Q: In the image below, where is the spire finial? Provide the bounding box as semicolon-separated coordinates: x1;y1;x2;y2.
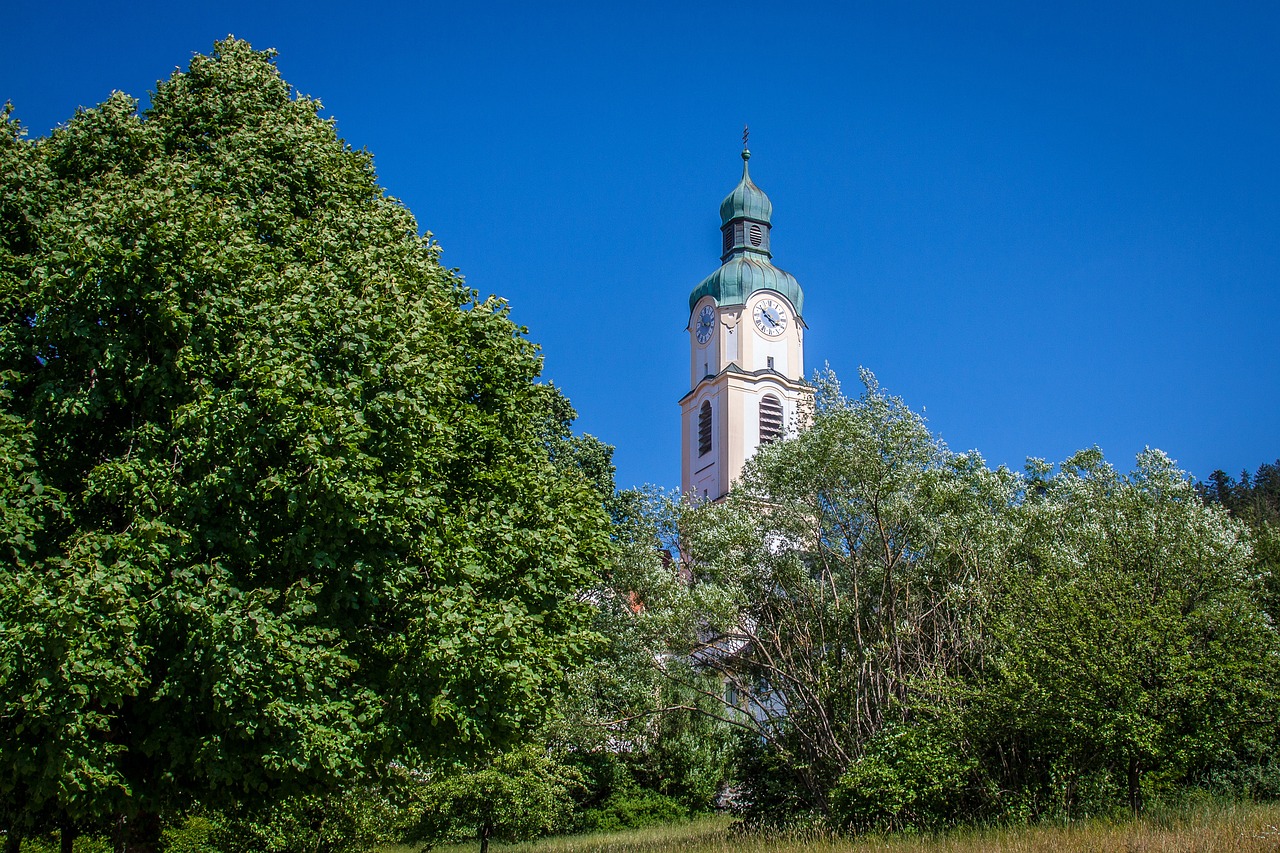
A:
742;124;751;161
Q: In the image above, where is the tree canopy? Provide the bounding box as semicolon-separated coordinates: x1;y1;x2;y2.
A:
674;370;1019;823
623;371;1280;831
1200;460;1280;627
0;39;611;849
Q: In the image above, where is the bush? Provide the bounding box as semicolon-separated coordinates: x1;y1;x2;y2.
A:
830;718;977;833
631;702;735;813
203;783;415;853
730;734;821;831
12;837;111;853
413;747;583;847
576;790;689;833
1201;752;1280;802
160;816;217;853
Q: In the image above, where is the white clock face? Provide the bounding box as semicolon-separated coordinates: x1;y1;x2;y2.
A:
753;298;788;337
695;305;715;344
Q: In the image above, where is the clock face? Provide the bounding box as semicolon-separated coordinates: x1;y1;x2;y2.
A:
753;298;788;337
695;305;715;344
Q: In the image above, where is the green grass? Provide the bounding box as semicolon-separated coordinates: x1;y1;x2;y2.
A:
383;800;1280;853
378;816;734;853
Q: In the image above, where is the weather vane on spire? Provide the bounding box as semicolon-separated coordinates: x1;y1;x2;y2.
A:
742;124;750;150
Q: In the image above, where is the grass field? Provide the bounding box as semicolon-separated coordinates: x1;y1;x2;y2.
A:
390;800;1280;853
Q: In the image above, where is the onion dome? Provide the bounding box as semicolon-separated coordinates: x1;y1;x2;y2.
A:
689;255;804;316
690;149;804;315
719;150;773;227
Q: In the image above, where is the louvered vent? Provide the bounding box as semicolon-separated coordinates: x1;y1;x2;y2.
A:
759;394;784;444
698;401;713;456
722;228;733;255
749;223;763;247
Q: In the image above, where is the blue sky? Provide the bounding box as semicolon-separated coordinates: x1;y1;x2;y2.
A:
7;1;1278;490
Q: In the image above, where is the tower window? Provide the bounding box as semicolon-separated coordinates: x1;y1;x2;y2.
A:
722;227;733;255
759;394;784;444
767;356;775;370
698;401;713;457
749;223;763;247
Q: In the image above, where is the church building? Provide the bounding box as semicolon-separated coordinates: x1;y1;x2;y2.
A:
680;149;809;502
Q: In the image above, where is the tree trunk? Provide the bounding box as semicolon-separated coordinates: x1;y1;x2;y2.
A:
1127;756;1143;817
60;817;76;853
479;822;492;853
4;830;23;853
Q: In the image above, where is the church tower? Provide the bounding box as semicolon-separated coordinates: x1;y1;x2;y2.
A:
680;149;808;502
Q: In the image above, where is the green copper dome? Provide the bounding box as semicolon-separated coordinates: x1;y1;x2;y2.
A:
719;151;772;226
690;149;803;315
690;254;804;315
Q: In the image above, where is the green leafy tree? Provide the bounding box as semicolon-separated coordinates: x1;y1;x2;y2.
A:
0;40;610;850
484;483;726;839
984;449;1280;817
1200;461;1280;525
414;745;582;853
983;448;1274;814
197;772;420;853
647;371;1280;831
662;370;1019;823
1200;460;1280;627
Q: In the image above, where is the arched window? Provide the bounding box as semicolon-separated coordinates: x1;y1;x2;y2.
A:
759;394;784;444
698;401;713;457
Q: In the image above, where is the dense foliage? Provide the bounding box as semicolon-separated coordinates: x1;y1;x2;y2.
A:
413;745;583;853
629;371;1280;832
1200;461;1280;628
560;488;736;814
1200;462;1280;524
977;448;1273;820
0;40;611;850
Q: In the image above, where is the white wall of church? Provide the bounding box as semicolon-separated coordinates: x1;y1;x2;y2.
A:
724;319;740;364
740;393;760;461
684;385;722;502
754;338;788;374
